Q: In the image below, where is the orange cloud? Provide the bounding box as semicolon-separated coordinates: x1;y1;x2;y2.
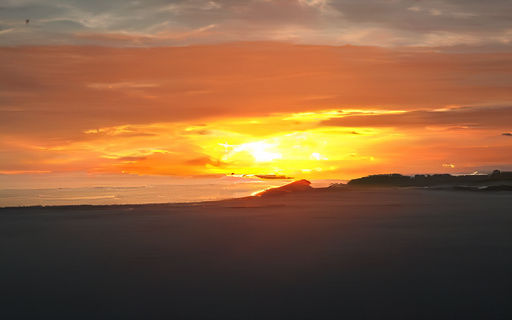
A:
2;43;512;139
1;43;512;179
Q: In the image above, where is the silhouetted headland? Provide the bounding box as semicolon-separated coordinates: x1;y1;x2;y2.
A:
251;170;512;198
255;179;312;196
347;169;512;189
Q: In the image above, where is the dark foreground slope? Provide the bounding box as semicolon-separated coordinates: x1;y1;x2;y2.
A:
1;189;511;319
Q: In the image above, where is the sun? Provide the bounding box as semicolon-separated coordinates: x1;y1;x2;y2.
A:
207;121;386;178
226;141;282;162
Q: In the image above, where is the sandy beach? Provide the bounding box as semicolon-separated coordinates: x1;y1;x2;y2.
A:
1;188;511;319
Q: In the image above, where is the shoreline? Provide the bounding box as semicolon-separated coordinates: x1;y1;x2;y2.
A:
2;184;512;210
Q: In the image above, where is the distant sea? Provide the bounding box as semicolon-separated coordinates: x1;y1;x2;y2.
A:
0;175;344;207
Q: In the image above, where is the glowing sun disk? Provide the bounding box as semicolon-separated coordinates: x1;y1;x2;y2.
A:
231;141;282;162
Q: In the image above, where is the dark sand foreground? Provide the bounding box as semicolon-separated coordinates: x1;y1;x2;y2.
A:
1;189;511;319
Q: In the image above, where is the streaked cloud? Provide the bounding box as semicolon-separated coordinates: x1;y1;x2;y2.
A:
2;107;512;179
87;82;160;90
1;0;511;48
322;106;512;130
1;1;512;181
0;42;510;178
2;43;511;140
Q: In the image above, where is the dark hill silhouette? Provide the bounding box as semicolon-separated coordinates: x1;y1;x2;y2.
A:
348;170;512;187
254;179;312;196
251;170;512;198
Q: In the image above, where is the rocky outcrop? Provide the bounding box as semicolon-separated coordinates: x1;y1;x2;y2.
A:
254;179;312;196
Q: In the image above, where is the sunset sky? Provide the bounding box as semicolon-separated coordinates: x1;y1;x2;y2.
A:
1;0;512;184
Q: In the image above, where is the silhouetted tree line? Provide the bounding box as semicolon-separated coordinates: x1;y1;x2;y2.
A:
348;170;512;187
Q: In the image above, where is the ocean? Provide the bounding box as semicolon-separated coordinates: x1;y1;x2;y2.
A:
0;174;344;207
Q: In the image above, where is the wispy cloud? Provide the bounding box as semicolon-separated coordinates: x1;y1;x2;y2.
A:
1;0;512;48
322;106;512;130
75;24;217;45
2;43;511;139
87;82;160;90
1;42;511;178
